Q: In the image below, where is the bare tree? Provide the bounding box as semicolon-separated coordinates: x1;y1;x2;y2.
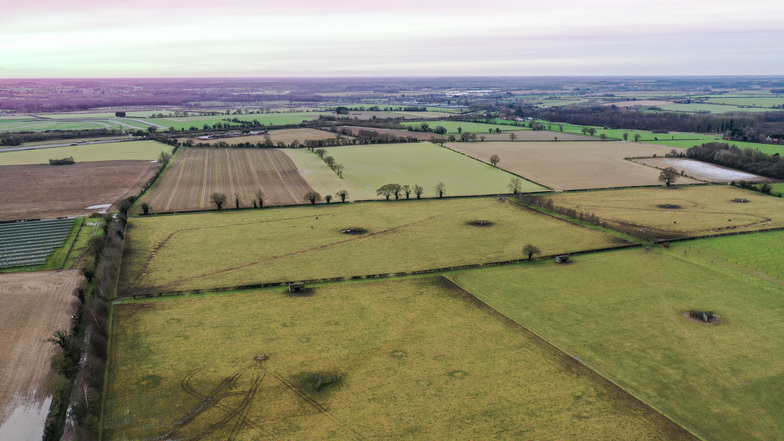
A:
141;203;150;215
508;177;522;195
402;184;412;199
336;189;349;202
325;194;333;204
210;192;227;210
435;182;446;198
255;190;266;208
304;191;322;205
490;154;500;167
414;185;424;199
509;133;517;141
315;148;327;158
658;167;679;186
324;156;335;168
158;151;172;165
522;244;541;261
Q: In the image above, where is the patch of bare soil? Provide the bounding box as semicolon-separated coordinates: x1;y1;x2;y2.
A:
681;312;722;325
0;271;82;427
0;161;159;221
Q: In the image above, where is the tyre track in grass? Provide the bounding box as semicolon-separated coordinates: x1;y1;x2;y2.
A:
128;209;472;296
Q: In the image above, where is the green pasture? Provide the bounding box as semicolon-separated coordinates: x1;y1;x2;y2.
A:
645;138;784;155
119;197;623;295
0;140;172;165
151;112;320;130
669;230;784;287
285;149;370;201
0;117;152;132
104;277;695;441
450;248;784;441
658;103;773;114
768;183;784;196
704;96;784;108
319;142;543;199
401;121;522;134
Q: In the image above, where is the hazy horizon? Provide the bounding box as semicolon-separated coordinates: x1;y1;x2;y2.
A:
2;0;783;78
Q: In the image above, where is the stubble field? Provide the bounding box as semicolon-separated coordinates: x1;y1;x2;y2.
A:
134;148;316;213
104;277;696;441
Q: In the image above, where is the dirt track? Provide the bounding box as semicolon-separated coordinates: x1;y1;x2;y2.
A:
0;161;160;221
135;148;316;213
0;270;82;423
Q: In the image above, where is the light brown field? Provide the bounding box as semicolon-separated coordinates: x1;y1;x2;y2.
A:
134;148;316;213
634;158;769;183
546;185;784;239
338;126;446;141
0;270;82;431
445;141;701;190
0;161;160;221
179;128;345;146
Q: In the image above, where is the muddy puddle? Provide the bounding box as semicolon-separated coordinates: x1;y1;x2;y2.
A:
0;394;52;441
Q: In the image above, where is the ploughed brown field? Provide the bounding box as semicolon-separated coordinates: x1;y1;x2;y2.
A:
0;270;82;438
134;148;316;213
338;126;447;141
481;130;596;141
0;161;160;221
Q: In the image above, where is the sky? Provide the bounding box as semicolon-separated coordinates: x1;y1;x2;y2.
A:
1;0;783;78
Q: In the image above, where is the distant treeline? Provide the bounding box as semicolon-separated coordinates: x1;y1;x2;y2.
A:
476;103;784;143
686;142;784;180
0;128;125;146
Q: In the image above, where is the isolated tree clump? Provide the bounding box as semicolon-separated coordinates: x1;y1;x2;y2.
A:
304;191;322;205
210;192;228;210
336;189;349;202
158;151;172;165
490;154;500;167
659;167;679;186
141;203;150;215
435;182;446;198
522;244;541;261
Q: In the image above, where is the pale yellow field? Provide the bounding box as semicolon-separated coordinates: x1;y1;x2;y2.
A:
445;141;701;190
546;185;784;239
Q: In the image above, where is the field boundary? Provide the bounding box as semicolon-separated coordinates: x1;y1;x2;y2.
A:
447;273;707;441
440;143;553;190
120;242;641;300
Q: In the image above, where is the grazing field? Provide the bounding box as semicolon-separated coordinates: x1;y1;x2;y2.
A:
0;218;77;269
669;230;784;287
0;161;160;221
0;140;172;165
179;128;345;146
104;277;695;441
0;270;82;440
319;143;544;199
546;185;784;240
0;116;153;132
120;197;624;295
450;248;784;441
769;183;784;195
445;141;700;190
134;148;315;213
634;158;768;183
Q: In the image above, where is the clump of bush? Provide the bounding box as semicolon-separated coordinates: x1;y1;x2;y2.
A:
49;156;75;165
